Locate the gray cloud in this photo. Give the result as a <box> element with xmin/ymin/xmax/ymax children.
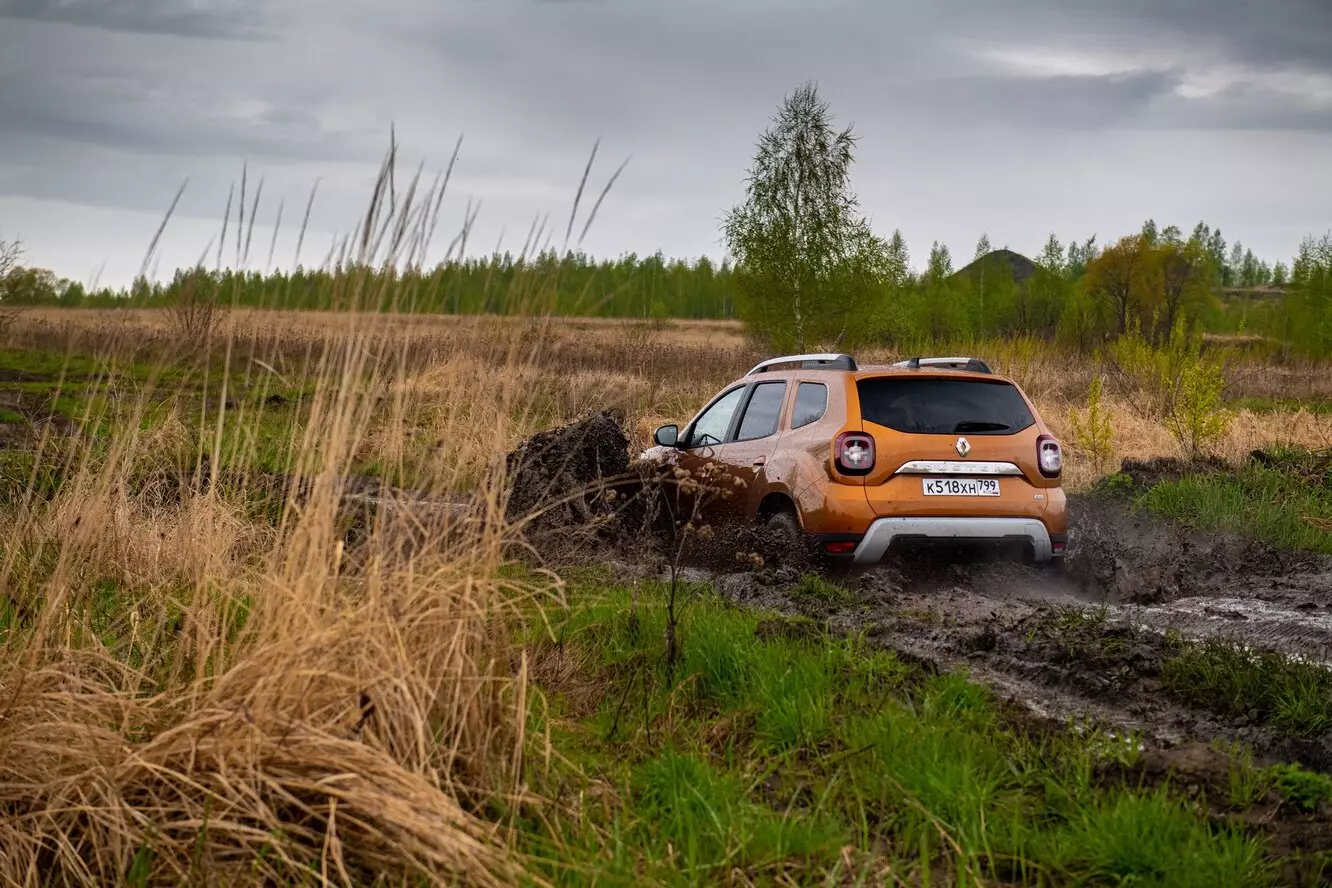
<box><xmin>0</xmin><ymin>0</ymin><xmax>1329</xmax><ymax>288</ymax></box>
<box><xmin>0</xmin><ymin>0</ymin><xmax>265</xmax><ymax>39</ymax></box>
<box><xmin>889</xmin><ymin>69</ymin><xmax>1186</xmax><ymax>131</ymax></box>
<box><xmin>1063</xmin><ymin>0</ymin><xmax>1332</xmax><ymax>73</ymax></box>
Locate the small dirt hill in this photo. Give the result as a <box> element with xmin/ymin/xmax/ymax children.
<box><xmin>953</xmin><ymin>249</ymin><xmax>1040</xmax><ymax>285</ymax></box>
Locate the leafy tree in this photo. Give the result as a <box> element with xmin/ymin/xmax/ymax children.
<box><xmin>913</xmin><ymin>242</ymin><xmax>966</xmax><ymax>340</ymax></box>
<box><xmin>1240</xmin><ymin>248</ymin><xmax>1260</xmax><ymax>288</ymax></box>
<box><xmin>58</xmin><ymin>280</ymin><xmax>87</xmax><ymax>307</ymax></box>
<box><xmin>1273</xmin><ymin>261</ymin><xmax>1289</xmax><ymax>287</ymax></box>
<box><xmin>973</xmin><ymin>233</ymin><xmax>992</xmax><ymax>261</ymax></box>
<box><xmin>1153</xmin><ymin>240</ymin><xmax>1214</xmax><ymax>341</ymax></box>
<box><xmin>885</xmin><ymin>229</ymin><xmax>911</xmax><ymax>288</ymax></box>
<box><xmin>926</xmin><ymin>242</ymin><xmax>953</xmax><ymax>280</ymax></box>
<box><xmin>1227</xmin><ymin>241</ymin><xmax>1246</xmax><ymax>287</ymax></box>
<box><xmin>1140</xmin><ymin>219</ymin><xmax>1159</xmax><ymax>244</ymax></box>
<box><xmin>1025</xmin><ymin>264</ymin><xmax>1068</xmax><ymax>336</ymax></box>
<box><xmin>0</xmin><ymin>236</ymin><xmax>23</xmax><ymax>327</ymax></box>
<box><xmin>1065</xmin><ymin>236</ymin><xmax>1099</xmax><ymax>279</ymax></box>
<box><xmin>1083</xmin><ymin>235</ymin><xmax>1153</xmax><ymax>336</ymax></box>
<box><xmin>1284</xmin><ymin>234</ymin><xmax>1332</xmax><ymax>358</ymax></box>
<box><xmin>723</xmin><ymin>81</ymin><xmax>883</xmax><ymax>351</ymax></box>
<box><xmin>3</xmin><ymin>267</ymin><xmax>61</xmax><ymax>304</ymax></box>
<box><xmin>1207</xmin><ymin>228</ymin><xmax>1228</xmax><ymax>282</ymax></box>
<box><xmin>1037</xmin><ymin>234</ymin><xmax>1064</xmax><ymax>272</ymax></box>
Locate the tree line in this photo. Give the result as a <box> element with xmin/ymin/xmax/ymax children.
<box><xmin>0</xmin><ymin>249</ymin><xmax>738</xmax><ymax>320</ymax></box>
<box><xmin>3</xmin><ymin>84</ymin><xmax>1330</xmax><ymax>361</ymax></box>
<box><xmin>721</xmin><ymin>81</ymin><xmax>1331</xmax><ymax>359</ymax></box>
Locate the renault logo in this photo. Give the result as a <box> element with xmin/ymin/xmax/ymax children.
<box><xmin>955</xmin><ymin>436</ymin><xmax>971</xmax><ymax>457</ymax></box>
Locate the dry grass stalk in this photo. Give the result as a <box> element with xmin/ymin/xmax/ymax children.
<box><xmin>0</xmin><ymin>144</ymin><xmax>586</xmax><ymax>886</ymax></box>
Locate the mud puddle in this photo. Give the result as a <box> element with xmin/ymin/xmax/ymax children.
<box><xmin>1117</xmin><ymin>596</ymin><xmax>1332</xmax><ymax>663</ymax></box>
<box><xmin>595</xmin><ymin>488</ymin><xmax>1332</xmax><ymax>770</ymax></box>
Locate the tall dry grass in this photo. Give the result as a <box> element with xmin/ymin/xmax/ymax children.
<box><xmin>0</xmin><ymin>143</ymin><xmax>618</xmax><ymax>886</ymax></box>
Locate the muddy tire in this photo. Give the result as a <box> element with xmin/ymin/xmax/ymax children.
<box><xmin>761</xmin><ymin>510</ymin><xmax>814</xmax><ymax>572</ymax></box>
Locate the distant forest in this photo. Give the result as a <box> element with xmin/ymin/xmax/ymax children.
<box><xmin>3</xmin><ymin>222</ymin><xmax>1330</xmax><ymax>359</ymax></box>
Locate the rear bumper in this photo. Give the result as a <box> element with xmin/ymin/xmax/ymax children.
<box><xmin>851</xmin><ymin>517</ymin><xmax>1054</xmax><ymax>564</ymax></box>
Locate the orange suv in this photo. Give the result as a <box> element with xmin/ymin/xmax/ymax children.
<box><xmin>644</xmin><ymin>353</ymin><xmax>1067</xmax><ymax>566</ymax></box>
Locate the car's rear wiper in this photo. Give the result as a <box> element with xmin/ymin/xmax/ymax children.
<box><xmin>953</xmin><ymin>421</ymin><xmax>1011</xmax><ymax>432</ymax></box>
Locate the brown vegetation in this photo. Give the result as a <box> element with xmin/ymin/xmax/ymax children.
<box><xmin>0</xmin><ymin>301</ymin><xmax>1329</xmax><ymax>884</ymax></box>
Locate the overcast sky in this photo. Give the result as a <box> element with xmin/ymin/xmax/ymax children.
<box><xmin>1</xmin><ymin>0</ymin><xmax>1330</xmax><ymax>289</ymax></box>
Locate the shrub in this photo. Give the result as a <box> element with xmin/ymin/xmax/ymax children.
<box><xmin>1103</xmin><ymin>318</ymin><xmax>1233</xmax><ymax>458</ymax></box>
<box><xmin>1159</xmin><ymin>321</ymin><xmax>1232</xmax><ymax>458</ymax></box>
<box><xmin>1068</xmin><ymin>375</ymin><xmax>1116</xmax><ymax>475</ymax></box>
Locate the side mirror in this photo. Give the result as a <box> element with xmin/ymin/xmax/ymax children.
<box><xmin>653</xmin><ymin>424</ymin><xmax>679</xmax><ymax>447</ymax></box>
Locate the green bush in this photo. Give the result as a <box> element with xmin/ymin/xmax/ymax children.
<box><xmin>1069</xmin><ymin>375</ymin><xmax>1116</xmax><ymax>475</ymax></box>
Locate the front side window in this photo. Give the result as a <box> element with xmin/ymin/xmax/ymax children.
<box><xmin>792</xmin><ymin>382</ymin><xmax>827</xmax><ymax>429</ymax></box>
<box><xmin>735</xmin><ymin>382</ymin><xmax>787</xmax><ymax>441</ymax></box>
<box><xmin>687</xmin><ymin>386</ymin><xmax>745</xmax><ymax>447</ymax></box>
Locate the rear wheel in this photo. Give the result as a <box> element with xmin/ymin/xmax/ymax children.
<box><xmin>761</xmin><ymin>510</ymin><xmax>813</xmax><ymax>572</ymax></box>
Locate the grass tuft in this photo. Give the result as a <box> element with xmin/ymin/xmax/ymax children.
<box><xmin>1140</xmin><ymin>451</ymin><xmax>1332</xmax><ymax>554</ymax></box>
<box><xmin>1162</xmin><ymin>636</ymin><xmax>1332</xmax><ymax>736</ymax></box>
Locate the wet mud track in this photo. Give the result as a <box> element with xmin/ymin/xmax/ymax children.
<box><xmin>623</xmin><ymin>493</ymin><xmax>1332</xmax><ymax>770</ymax></box>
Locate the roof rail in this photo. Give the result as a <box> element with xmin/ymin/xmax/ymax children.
<box><xmin>745</xmin><ymin>352</ymin><xmax>858</xmax><ymax>376</ymax></box>
<box><xmin>892</xmin><ymin>356</ymin><xmax>993</xmax><ymax>374</ymax></box>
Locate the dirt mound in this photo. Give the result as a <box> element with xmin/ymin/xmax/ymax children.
<box><xmin>952</xmin><ymin>249</ymin><xmax>1040</xmax><ymax>286</ymax></box>
<box><xmin>1118</xmin><ymin>455</ymin><xmax>1230</xmax><ymax>490</ymax></box>
<box><xmin>1066</xmin><ymin>494</ymin><xmax>1330</xmax><ymax>606</ymax></box>
<box><xmin>502</xmin><ymin>409</ymin><xmax>654</xmax><ymax>556</ymax></box>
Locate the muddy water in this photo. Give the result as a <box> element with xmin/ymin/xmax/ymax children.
<box><xmin>1116</xmin><ymin>597</ymin><xmax>1332</xmax><ymax>663</ymax></box>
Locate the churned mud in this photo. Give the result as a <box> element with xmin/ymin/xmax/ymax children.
<box><xmin>657</xmin><ymin>493</ymin><xmax>1332</xmax><ymax>772</ymax></box>
<box><xmin>489</xmin><ymin>412</ymin><xmax>1332</xmax><ymax>767</ymax></box>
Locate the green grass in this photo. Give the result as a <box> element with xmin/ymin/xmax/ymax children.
<box><xmin>519</xmin><ymin>575</ymin><xmax>1277</xmax><ymax>887</ymax></box>
<box><xmin>1230</xmin><ymin>396</ymin><xmax>1332</xmax><ymax>416</ymax></box>
<box><xmin>1267</xmin><ymin>763</ymin><xmax>1332</xmax><ymax>812</ymax></box>
<box><xmin>1162</xmin><ymin>635</ymin><xmax>1332</xmax><ymax>736</ymax></box>
<box><xmin>789</xmin><ymin>572</ymin><xmax>855</xmax><ymax>606</ymax></box>
<box><xmin>1138</xmin><ymin>452</ymin><xmax>1332</xmax><ymax>555</ymax></box>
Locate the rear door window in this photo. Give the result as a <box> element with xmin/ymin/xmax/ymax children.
<box><xmin>792</xmin><ymin>382</ymin><xmax>827</xmax><ymax>428</ymax></box>
<box><xmin>735</xmin><ymin>382</ymin><xmax>787</xmax><ymax>441</ymax></box>
<box><xmin>856</xmin><ymin>377</ymin><xmax>1034</xmax><ymax>435</ymax></box>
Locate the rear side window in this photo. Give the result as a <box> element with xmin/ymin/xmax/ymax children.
<box><xmin>735</xmin><ymin>382</ymin><xmax>786</xmax><ymax>441</ymax></box>
<box><xmin>792</xmin><ymin>382</ymin><xmax>827</xmax><ymax>429</ymax></box>
<box><xmin>857</xmin><ymin>377</ymin><xmax>1035</xmax><ymax>435</ymax></box>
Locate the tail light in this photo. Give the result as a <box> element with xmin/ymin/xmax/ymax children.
<box><xmin>1037</xmin><ymin>434</ymin><xmax>1062</xmax><ymax>478</ymax></box>
<box><xmin>835</xmin><ymin>432</ymin><xmax>875</xmax><ymax>476</ymax></box>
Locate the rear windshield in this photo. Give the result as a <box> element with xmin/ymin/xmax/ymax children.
<box><xmin>856</xmin><ymin>377</ymin><xmax>1035</xmax><ymax>435</ymax></box>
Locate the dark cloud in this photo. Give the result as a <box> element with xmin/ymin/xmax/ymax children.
<box><xmin>0</xmin><ymin>0</ymin><xmax>265</xmax><ymax>39</ymax></box>
<box><xmin>890</xmin><ymin>69</ymin><xmax>1186</xmax><ymax>131</ymax></box>
<box><xmin>0</xmin><ymin>0</ymin><xmax>1329</xmax><ymax>287</ymax></box>
<box><xmin>1074</xmin><ymin>0</ymin><xmax>1332</xmax><ymax>73</ymax></box>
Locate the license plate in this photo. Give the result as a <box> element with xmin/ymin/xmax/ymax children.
<box><xmin>922</xmin><ymin>477</ymin><xmax>1001</xmax><ymax>497</ymax></box>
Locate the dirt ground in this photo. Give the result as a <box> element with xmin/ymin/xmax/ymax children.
<box><xmin>612</xmin><ymin>492</ymin><xmax>1332</xmax><ymax>771</ymax></box>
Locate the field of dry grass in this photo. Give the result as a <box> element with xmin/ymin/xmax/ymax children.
<box><xmin>8</xmin><ymin>306</ymin><xmax>1328</xmax><ymax>491</ymax></box>
<box><xmin>1</xmin><ymin>299</ymin><xmax>1330</xmax><ymax>884</ymax></box>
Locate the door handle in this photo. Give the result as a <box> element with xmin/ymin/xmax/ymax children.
<box><xmin>752</xmin><ymin>456</ymin><xmax>767</xmax><ymax>467</ymax></box>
